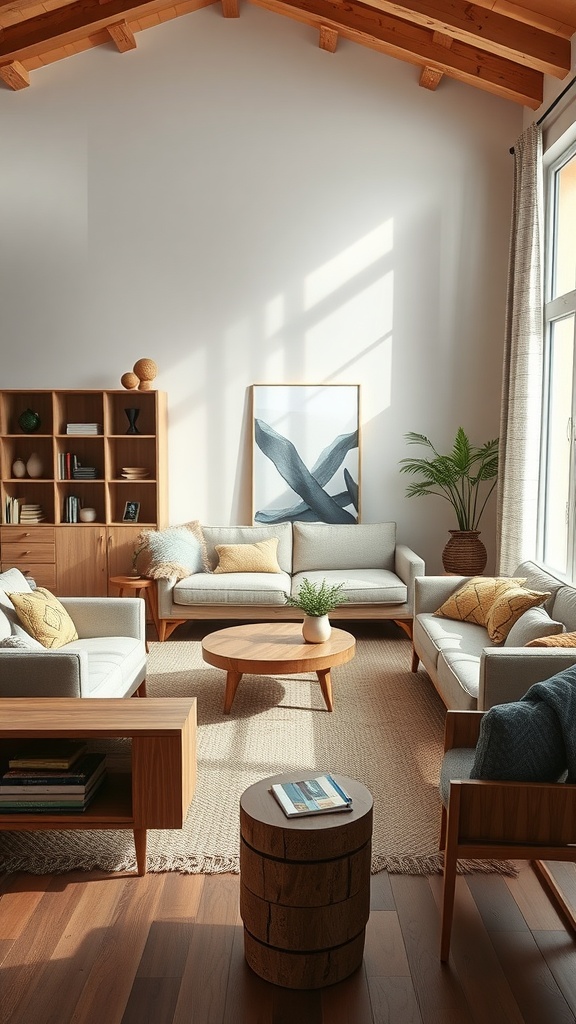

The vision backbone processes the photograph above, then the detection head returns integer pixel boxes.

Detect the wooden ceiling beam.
[0,0,216,59]
[221,0,239,17]
[0,58,29,86]
[106,19,137,49]
[250,0,544,107]
[351,0,571,78]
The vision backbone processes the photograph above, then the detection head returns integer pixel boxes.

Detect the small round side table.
[109,575,159,650]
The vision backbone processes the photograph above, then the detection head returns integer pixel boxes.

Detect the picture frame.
[252,384,360,525]
[122,500,140,523]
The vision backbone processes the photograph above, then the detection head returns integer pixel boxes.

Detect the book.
[8,740,87,771]
[270,775,353,818]
[0,786,101,813]
[0,753,106,793]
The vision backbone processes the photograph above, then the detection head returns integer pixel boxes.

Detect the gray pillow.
[471,701,567,782]
[504,606,564,647]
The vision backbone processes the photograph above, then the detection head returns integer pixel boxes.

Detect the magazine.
[270,774,353,818]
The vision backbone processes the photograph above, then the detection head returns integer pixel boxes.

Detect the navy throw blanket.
[522,664,576,783]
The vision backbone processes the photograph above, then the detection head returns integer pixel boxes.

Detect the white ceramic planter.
[302,614,331,643]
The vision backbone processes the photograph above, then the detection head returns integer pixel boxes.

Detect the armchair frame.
[440,710,576,961]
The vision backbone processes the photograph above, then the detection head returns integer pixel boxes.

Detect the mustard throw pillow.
[7,588,78,649]
[527,631,576,648]
[485,586,550,644]
[214,538,282,574]
[434,577,526,627]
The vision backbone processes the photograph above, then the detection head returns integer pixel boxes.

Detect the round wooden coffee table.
[240,770,373,988]
[201,622,356,713]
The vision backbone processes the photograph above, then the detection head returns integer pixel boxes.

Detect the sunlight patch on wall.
[304,220,394,311]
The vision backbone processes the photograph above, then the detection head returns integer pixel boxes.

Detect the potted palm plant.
[285,578,348,642]
[399,427,499,574]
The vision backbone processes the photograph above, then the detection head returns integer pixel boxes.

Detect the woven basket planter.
[442,530,487,576]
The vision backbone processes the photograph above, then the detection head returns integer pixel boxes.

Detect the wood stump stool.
[240,771,373,989]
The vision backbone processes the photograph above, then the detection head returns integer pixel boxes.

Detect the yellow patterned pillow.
[486,586,550,644]
[214,538,282,574]
[435,577,526,627]
[527,631,576,648]
[7,588,78,649]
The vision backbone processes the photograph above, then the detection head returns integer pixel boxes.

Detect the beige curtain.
[496,123,544,574]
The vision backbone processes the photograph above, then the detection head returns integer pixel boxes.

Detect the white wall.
[0,6,523,572]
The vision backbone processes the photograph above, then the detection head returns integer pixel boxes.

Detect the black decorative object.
[18,408,41,433]
[125,408,140,435]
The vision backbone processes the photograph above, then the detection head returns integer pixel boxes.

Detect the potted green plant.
[285,577,348,643]
[399,427,499,574]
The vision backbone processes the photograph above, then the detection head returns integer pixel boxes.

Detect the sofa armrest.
[444,710,484,751]
[394,546,425,611]
[479,647,576,710]
[0,650,88,697]
[60,597,145,641]
[156,577,178,617]
[414,575,467,615]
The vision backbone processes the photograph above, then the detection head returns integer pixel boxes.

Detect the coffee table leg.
[224,670,243,714]
[134,828,147,875]
[316,669,333,711]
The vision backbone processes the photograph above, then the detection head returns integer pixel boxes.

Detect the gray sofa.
[0,568,147,698]
[412,560,576,711]
[156,521,424,640]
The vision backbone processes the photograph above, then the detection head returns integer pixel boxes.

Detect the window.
[539,141,576,577]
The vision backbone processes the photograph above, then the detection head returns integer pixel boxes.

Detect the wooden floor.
[1,862,576,1024]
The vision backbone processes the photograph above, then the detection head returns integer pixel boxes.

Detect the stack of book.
[63,494,81,522]
[271,774,353,818]
[66,423,102,435]
[20,503,45,523]
[0,741,107,813]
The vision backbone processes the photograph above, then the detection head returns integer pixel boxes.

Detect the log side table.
[240,770,373,989]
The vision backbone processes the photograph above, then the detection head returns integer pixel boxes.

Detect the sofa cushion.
[0,568,35,640]
[291,568,407,605]
[516,560,564,615]
[201,523,293,574]
[437,650,481,704]
[550,586,576,633]
[63,636,146,697]
[292,522,396,573]
[527,630,576,648]
[485,586,550,644]
[504,606,564,647]
[470,700,567,781]
[139,521,209,580]
[415,613,494,665]
[8,588,79,649]
[214,538,282,574]
[434,577,526,627]
[172,570,292,606]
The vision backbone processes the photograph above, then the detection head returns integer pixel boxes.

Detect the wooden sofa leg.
[411,647,419,672]
[135,680,147,697]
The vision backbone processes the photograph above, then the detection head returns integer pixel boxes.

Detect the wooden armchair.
[439,709,576,961]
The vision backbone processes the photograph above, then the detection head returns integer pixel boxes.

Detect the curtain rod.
[509,74,576,155]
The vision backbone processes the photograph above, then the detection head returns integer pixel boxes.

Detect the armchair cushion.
[470,701,567,782]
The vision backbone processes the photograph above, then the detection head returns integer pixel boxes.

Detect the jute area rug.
[0,623,515,877]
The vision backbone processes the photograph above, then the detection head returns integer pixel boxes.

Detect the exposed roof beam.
[360,0,571,77]
[106,19,137,49]
[0,58,29,87]
[250,0,544,107]
[319,23,337,51]
[0,0,215,60]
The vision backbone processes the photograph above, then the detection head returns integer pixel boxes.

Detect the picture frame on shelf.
[122,501,140,523]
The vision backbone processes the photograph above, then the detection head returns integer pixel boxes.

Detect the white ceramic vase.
[12,458,26,478]
[302,614,331,643]
[26,452,43,478]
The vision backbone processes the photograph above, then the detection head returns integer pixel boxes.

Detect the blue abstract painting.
[252,385,360,524]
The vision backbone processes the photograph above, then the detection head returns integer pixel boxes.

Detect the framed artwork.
[122,500,140,523]
[252,384,360,524]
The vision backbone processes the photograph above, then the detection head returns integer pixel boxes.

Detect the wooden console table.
[0,698,197,875]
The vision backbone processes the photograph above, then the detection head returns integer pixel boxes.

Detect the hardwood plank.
[366,977,423,1024]
[120,977,182,1024]
[533,930,576,1018]
[466,874,531,932]
[364,910,411,977]
[321,964,374,1024]
[222,917,275,1024]
[135,873,204,978]
[271,987,322,1023]
[490,930,576,1024]
[0,871,52,941]
[389,874,475,1024]
[371,871,395,911]
[504,863,566,931]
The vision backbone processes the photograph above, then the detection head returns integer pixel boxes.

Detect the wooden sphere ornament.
[121,371,139,390]
[133,358,158,391]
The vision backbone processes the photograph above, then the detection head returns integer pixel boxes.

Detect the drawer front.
[2,543,56,564]
[1,563,57,589]
[0,527,56,545]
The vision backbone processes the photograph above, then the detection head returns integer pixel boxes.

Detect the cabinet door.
[55,526,108,596]
[107,526,144,581]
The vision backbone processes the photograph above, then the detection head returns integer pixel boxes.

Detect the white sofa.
[0,568,147,698]
[156,521,424,640]
[412,560,576,711]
